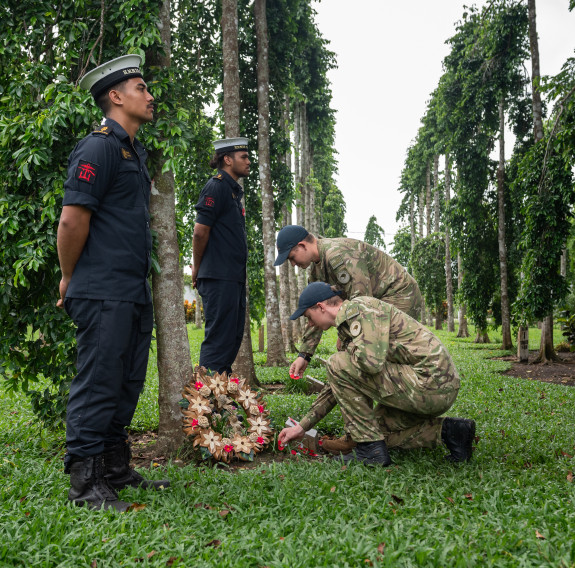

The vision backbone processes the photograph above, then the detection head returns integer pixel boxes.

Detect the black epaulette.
[92,125,111,136]
[212,173,223,180]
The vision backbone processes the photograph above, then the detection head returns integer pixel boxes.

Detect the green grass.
[2,325,575,567]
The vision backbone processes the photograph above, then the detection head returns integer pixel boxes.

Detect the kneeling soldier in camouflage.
[278,282,475,466]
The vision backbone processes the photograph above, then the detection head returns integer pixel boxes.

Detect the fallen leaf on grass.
[364,560,373,566]
[330,486,336,493]
[194,503,215,510]
[377,542,385,554]
[446,497,454,504]
[147,551,156,559]
[166,557,182,567]
[341,465,347,471]
[464,493,473,500]
[219,510,230,518]
[535,530,545,540]
[391,494,404,505]
[567,472,573,483]
[126,503,147,512]
[561,451,573,458]
[90,561,97,568]
[205,539,221,548]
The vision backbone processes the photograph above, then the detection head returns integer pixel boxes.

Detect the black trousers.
[64,298,153,457]
[196,278,246,374]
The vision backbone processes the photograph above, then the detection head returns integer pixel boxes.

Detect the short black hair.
[209,151,240,170]
[95,80,127,115]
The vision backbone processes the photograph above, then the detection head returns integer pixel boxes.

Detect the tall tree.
[255,0,287,366]
[364,215,386,250]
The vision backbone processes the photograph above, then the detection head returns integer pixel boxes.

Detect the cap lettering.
[123,67,141,75]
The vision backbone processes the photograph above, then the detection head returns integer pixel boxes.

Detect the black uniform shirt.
[62,118,152,304]
[194,170,247,282]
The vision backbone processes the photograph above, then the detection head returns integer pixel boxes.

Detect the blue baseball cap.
[290,282,342,320]
[274,225,309,266]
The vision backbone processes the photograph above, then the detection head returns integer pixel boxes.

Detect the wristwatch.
[298,352,312,362]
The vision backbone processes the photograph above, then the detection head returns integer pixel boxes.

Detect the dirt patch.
[496,350,575,387]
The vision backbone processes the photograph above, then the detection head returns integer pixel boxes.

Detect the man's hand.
[278,424,305,446]
[191,265,199,288]
[57,278,70,309]
[289,357,308,379]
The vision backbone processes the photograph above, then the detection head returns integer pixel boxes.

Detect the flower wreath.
[180,366,273,462]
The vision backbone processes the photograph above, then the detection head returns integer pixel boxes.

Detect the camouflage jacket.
[298,297,460,432]
[299,238,424,356]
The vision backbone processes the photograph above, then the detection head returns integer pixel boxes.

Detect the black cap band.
[90,68,143,99]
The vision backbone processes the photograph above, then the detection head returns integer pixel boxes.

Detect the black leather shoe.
[341,440,391,467]
[68,455,132,511]
[104,441,170,490]
[442,418,475,462]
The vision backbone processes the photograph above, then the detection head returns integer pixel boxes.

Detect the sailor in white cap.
[192,137,250,375]
[57,54,168,511]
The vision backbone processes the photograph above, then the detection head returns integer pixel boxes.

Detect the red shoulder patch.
[205,196,215,207]
[76,160,98,184]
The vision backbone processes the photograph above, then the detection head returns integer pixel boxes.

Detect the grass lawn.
[1,324,575,567]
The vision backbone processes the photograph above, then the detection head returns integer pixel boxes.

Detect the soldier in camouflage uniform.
[278,282,475,466]
[274,225,424,455]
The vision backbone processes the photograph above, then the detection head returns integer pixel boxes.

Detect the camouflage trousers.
[326,352,459,449]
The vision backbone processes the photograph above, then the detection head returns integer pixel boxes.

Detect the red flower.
[191,419,199,427]
[257,437,264,445]
[258,405,264,413]
[290,449,297,455]
[194,381,204,390]
[278,442,285,451]
[224,444,234,453]
[230,377,239,384]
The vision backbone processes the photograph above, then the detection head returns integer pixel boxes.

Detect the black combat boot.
[441,417,476,462]
[67,454,132,511]
[341,440,392,467]
[104,441,170,490]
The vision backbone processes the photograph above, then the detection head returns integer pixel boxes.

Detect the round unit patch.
[350,320,362,337]
[337,270,351,284]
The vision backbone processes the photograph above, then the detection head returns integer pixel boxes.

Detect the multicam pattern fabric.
[298,297,460,449]
[299,238,424,355]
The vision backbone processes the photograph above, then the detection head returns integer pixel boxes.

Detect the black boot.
[104,441,170,490]
[67,454,132,511]
[441,417,475,462]
[341,440,392,467]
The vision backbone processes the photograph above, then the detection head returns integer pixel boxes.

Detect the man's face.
[303,304,332,331]
[228,151,251,178]
[115,77,155,124]
[288,243,313,269]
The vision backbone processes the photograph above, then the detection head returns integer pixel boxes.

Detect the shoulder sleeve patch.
[345,302,360,320]
[350,320,362,337]
[75,160,98,184]
[328,253,345,270]
[91,125,110,136]
[213,173,223,180]
[120,147,133,160]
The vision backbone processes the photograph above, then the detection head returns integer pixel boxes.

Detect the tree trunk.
[497,98,513,350]
[147,0,190,454]
[444,153,455,333]
[474,330,490,344]
[528,0,556,363]
[279,205,293,353]
[457,252,470,338]
[255,0,287,366]
[410,195,416,252]
[222,0,258,383]
[560,247,567,277]
[425,161,431,236]
[418,190,424,238]
[433,154,440,234]
[258,324,265,352]
[435,302,443,330]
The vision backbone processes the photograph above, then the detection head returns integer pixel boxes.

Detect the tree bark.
[279,205,293,352]
[222,0,258,383]
[255,0,287,366]
[425,161,431,236]
[433,154,440,234]
[410,195,416,252]
[418,190,424,238]
[148,0,190,454]
[444,153,455,333]
[497,98,513,350]
[456,252,470,338]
